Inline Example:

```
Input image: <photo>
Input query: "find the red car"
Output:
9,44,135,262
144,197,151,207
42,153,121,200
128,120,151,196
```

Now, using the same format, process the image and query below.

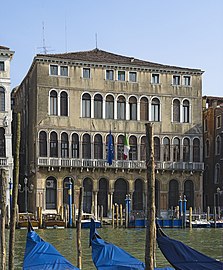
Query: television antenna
37,22,53,54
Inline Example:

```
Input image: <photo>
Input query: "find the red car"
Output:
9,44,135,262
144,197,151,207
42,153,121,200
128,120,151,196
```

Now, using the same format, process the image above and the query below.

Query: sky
1,0,222,97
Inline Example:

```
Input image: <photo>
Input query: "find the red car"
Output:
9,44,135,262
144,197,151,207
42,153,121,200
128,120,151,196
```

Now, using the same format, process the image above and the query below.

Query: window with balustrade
39,131,47,157
61,132,69,158
82,134,91,159
183,138,190,162
173,137,180,162
94,134,103,159
71,133,79,158
50,132,58,157
129,135,137,160
163,137,170,161
193,138,200,162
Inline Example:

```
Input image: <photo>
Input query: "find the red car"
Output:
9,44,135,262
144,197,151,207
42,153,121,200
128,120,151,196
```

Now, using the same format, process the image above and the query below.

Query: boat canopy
90,219,173,270
23,228,79,270
156,222,223,270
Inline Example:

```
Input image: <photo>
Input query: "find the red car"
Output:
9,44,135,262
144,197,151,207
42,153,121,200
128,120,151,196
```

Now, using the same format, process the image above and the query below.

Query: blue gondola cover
90,219,173,270
23,229,79,270
156,223,223,270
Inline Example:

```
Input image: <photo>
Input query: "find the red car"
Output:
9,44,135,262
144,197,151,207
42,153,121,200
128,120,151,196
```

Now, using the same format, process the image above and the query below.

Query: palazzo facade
12,49,204,217
0,45,14,216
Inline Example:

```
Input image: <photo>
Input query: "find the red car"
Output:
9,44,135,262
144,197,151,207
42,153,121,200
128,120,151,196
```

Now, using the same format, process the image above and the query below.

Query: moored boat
81,213,101,229
42,213,65,229
23,222,79,269
17,213,39,229
210,219,223,228
186,214,211,228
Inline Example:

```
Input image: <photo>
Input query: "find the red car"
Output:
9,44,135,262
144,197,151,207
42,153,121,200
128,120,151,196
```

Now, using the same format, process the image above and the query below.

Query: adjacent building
12,48,204,217
0,45,14,217
203,96,223,212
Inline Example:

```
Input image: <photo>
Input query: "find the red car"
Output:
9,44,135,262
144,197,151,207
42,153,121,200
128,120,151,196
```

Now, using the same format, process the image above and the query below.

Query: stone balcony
37,157,204,173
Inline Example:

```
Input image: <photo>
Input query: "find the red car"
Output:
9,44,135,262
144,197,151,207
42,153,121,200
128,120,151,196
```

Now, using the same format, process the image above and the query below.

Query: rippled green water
4,227,223,269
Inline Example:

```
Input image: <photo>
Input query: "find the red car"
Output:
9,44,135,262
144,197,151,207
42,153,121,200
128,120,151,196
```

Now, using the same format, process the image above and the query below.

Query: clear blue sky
1,0,222,97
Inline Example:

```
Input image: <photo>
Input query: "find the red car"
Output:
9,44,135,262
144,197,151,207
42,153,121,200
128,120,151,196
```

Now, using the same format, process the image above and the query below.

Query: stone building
0,45,14,216
12,49,204,217
203,96,223,212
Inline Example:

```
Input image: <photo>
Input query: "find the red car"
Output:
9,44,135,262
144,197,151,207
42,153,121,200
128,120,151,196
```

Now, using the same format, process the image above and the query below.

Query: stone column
93,191,98,219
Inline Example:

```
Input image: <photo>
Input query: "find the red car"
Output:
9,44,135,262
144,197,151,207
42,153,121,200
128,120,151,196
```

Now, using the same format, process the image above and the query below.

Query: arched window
0,128,5,157
113,178,128,206
154,137,160,161
140,136,146,161
133,179,143,210
71,133,79,158
168,180,179,208
129,135,137,160
193,138,200,162
94,94,103,119
82,93,91,118
117,135,124,160
82,134,91,159
129,96,137,120
173,137,180,162
183,100,189,123
50,132,58,157
39,131,47,157
184,180,194,209
94,134,103,159
140,97,148,121
163,137,170,161
50,90,58,115
60,91,68,116
63,177,74,205
151,98,160,122
117,96,126,120
98,178,108,216
215,164,220,184
183,138,190,162
83,178,93,213
216,135,221,155
61,132,69,158
0,87,5,111
106,133,115,161
173,99,180,122
46,177,57,209
105,95,114,119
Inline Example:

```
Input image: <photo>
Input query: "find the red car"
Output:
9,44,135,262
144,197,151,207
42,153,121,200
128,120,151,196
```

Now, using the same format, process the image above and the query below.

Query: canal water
5,227,223,269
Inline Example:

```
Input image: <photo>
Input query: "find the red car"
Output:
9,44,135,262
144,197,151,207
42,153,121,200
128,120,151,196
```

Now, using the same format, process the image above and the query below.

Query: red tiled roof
37,48,202,72
0,45,10,50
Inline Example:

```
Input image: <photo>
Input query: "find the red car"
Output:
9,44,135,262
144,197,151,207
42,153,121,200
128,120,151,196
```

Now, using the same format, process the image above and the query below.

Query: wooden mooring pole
145,123,156,270
77,187,83,269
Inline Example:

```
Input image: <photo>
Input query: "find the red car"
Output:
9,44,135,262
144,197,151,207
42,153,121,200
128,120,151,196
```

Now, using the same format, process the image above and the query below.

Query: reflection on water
5,227,223,269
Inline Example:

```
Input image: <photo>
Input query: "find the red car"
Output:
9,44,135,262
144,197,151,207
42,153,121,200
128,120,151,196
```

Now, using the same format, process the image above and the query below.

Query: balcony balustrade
0,157,9,167
37,157,204,172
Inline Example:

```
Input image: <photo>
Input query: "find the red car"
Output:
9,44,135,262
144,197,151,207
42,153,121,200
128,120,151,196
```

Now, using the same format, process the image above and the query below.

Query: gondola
156,222,223,270
23,222,79,270
89,218,173,270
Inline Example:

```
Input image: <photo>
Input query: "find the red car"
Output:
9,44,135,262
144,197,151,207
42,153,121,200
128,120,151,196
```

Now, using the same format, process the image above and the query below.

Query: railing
0,157,8,166
37,157,204,171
